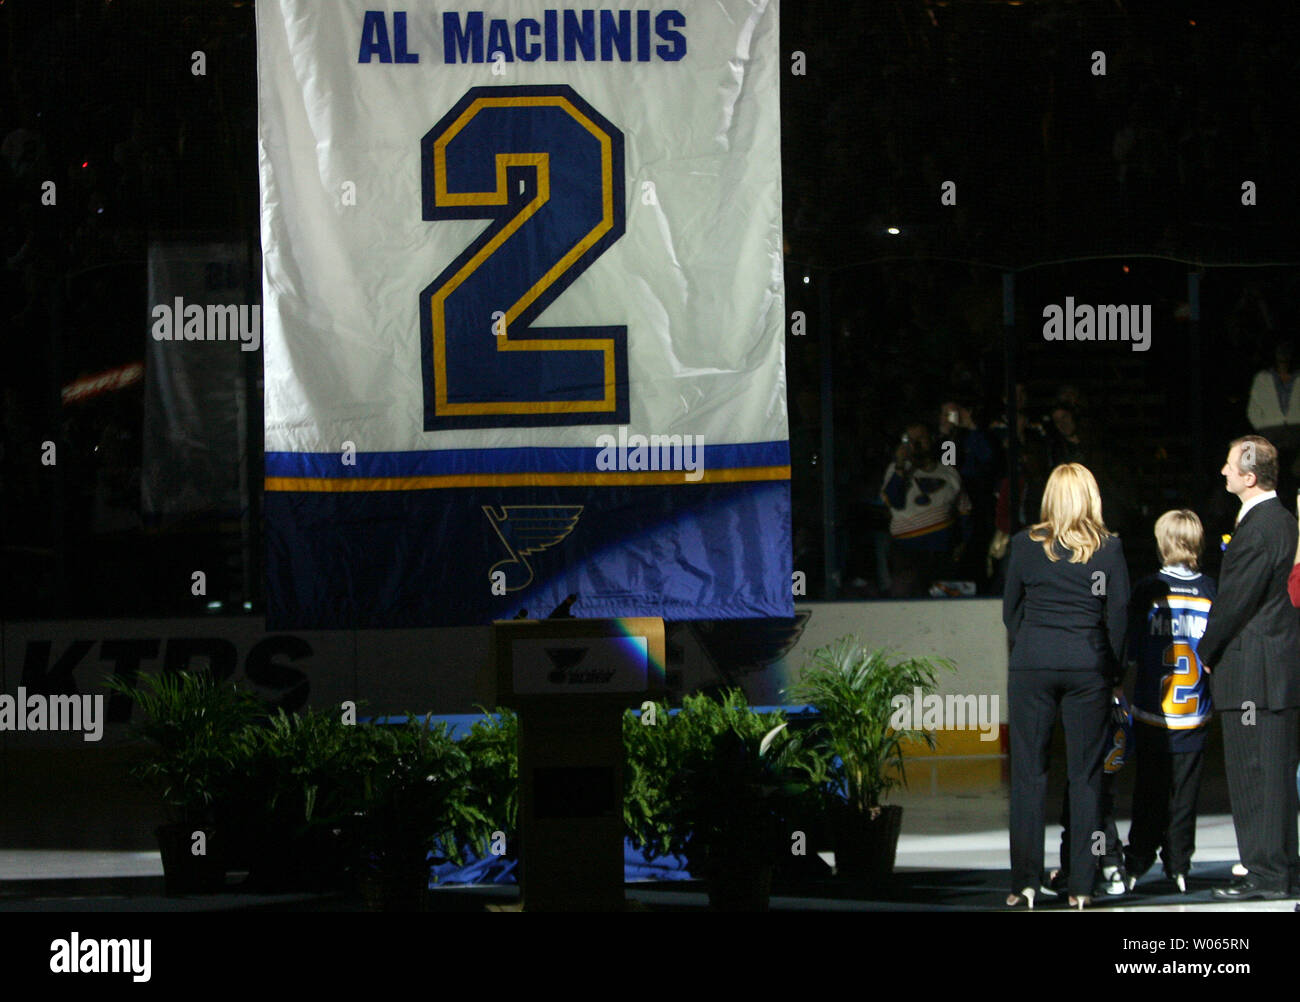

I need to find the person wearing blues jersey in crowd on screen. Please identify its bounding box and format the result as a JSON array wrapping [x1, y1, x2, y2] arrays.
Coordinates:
[[1122, 510, 1216, 893], [881, 421, 971, 597]]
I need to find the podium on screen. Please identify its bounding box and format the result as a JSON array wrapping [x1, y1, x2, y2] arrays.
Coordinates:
[[493, 617, 665, 911]]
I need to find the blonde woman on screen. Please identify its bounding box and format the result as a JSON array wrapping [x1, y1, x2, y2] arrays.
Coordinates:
[[1002, 463, 1130, 908]]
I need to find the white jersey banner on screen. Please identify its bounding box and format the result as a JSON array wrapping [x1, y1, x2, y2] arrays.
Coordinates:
[[257, 1, 791, 628]]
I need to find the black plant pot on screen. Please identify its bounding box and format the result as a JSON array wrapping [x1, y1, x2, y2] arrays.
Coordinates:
[[705, 860, 773, 911], [156, 823, 226, 895], [211, 797, 260, 872], [357, 853, 431, 912], [246, 824, 353, 893], [833, 804, 904, 883], [696, 842, 773, 912]]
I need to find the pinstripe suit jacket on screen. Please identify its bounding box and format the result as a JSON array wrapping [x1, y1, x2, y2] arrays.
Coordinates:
[[1198, 497, 1300, 711]]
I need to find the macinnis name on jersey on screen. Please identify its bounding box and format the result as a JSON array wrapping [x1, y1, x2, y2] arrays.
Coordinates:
[[358, 10, 688, 65]]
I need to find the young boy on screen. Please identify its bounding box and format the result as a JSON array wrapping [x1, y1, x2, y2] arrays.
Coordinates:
[[1123, 510, 1216, 892]]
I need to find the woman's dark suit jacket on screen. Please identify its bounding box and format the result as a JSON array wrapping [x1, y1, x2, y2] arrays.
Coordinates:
[[1003, 530, 1130, 677]]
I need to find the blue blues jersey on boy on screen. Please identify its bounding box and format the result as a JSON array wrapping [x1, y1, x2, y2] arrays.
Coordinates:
[[1125, 566, 1216, 752]]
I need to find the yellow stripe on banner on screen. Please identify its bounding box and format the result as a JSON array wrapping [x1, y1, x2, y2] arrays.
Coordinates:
[[265, 466, 792, 492]]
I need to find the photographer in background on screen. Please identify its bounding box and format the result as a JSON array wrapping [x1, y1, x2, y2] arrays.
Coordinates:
[[939, 399, 995, 591]]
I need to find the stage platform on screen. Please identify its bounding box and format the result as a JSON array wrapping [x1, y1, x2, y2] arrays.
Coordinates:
[[3, 737, 1295, 912], [0, 821, 1294, 912]]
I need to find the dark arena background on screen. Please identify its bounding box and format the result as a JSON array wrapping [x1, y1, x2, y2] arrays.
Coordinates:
[[1, 0, 1297, 981]]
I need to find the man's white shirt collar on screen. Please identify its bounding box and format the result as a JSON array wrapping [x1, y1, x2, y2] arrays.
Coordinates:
[[1237, 490, 1277, 526]]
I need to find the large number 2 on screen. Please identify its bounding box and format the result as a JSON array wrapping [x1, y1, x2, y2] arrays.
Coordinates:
[[420, 85, 628, 430], [1160, 641, 1202, 717]]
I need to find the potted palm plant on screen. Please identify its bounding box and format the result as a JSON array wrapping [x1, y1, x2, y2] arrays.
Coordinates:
[[458, 707, 519, 871], [787, 637, 955, 882], [623, 690, 823, 910], [106, 669, 264, 894], [356, 715, 487, 910], [236, 706, 377, 892]]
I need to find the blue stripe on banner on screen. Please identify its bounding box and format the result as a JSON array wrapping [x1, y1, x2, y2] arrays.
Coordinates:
[[265, 441, 791, 478], [264, 480, 792, 628]]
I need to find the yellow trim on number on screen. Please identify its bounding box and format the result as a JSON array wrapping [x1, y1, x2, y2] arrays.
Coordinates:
[[431, 94, 618, 416]]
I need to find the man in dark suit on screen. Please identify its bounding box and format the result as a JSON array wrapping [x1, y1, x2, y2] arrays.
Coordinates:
[[1198, 435, 1300, 900]]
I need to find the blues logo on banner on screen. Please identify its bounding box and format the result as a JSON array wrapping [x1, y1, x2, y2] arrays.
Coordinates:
[[257, 2, 790, 627]]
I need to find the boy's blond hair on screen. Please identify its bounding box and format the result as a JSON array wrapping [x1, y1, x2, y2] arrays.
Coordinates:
[[1154, 509, 1204, 571]]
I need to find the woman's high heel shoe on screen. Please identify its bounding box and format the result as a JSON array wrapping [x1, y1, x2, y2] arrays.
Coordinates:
[[1006, 886, 1036, 909], [1069, 894, 1091, 910]]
